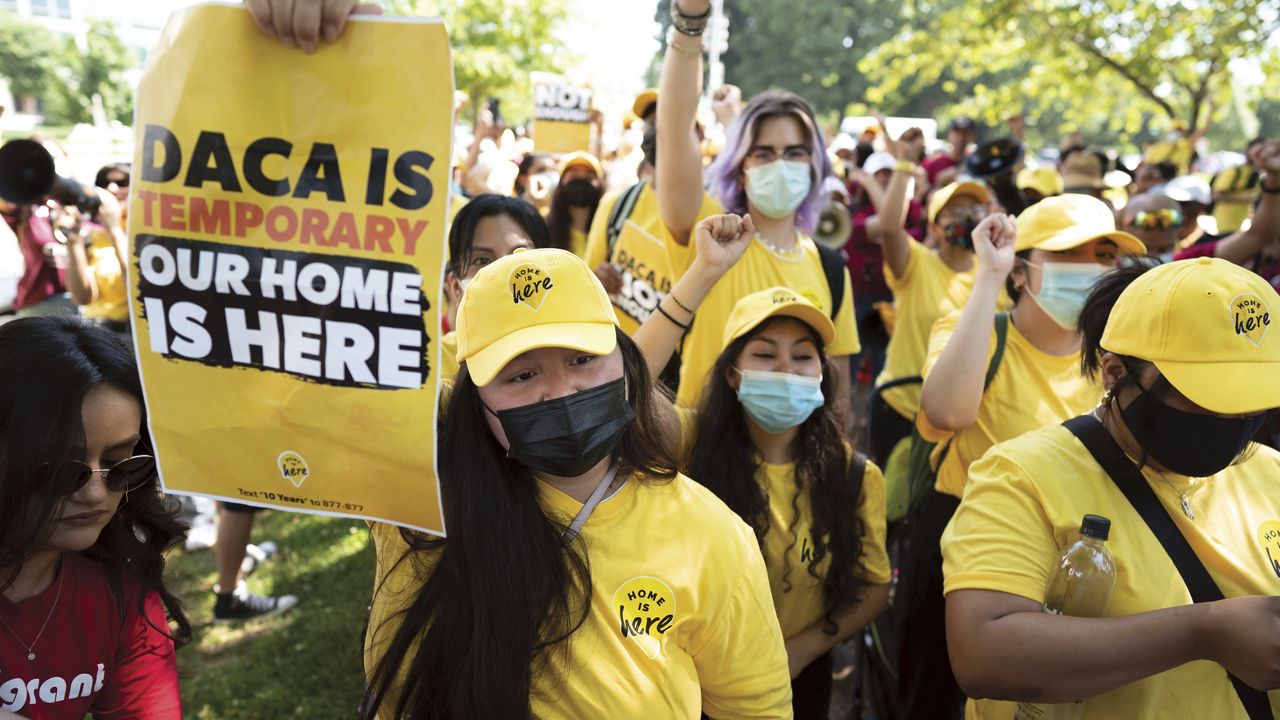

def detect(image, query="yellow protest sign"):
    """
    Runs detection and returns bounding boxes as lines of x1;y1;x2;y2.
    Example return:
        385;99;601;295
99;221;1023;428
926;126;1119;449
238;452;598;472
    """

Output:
532;71;592;153
128;4;451;535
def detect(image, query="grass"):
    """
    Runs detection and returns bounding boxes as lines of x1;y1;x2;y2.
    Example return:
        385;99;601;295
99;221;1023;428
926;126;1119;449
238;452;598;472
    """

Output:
165;512;374;719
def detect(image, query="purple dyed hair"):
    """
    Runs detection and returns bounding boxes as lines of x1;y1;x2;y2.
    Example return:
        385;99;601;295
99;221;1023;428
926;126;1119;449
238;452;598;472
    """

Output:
706;90;834;235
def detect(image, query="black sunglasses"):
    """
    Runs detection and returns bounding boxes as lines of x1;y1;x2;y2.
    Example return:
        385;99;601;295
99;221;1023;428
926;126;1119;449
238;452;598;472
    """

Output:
40;455;156;496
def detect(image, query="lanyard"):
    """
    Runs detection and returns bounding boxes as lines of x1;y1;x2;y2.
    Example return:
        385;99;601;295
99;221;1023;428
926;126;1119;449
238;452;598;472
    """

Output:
562;463;619;546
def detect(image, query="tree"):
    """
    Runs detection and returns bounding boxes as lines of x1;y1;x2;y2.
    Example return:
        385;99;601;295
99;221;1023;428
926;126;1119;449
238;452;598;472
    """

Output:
0;15;134;126
0;12;78;124
385;0;571;125
649;0;904;122
860;0;1280;148
78;19;135;125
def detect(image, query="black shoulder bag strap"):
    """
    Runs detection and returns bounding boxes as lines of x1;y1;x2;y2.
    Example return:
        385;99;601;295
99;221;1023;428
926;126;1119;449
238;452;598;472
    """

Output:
606;179;648;259
1063;414;1274;720
815;242;845;320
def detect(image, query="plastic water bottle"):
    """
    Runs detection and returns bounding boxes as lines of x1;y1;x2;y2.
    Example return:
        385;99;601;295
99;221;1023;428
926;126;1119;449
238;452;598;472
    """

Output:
1015;515;1117;720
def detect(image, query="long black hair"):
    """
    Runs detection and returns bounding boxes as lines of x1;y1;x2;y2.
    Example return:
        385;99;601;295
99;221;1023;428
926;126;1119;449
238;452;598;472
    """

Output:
0;315;191;647
446;194;550;279
362;330;677;719
686;317;869;634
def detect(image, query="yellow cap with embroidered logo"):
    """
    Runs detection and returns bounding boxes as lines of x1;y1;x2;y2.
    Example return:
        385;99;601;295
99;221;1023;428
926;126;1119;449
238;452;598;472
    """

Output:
1015;193;1145;256
723;287;836;350
1101;257;1280;414
927;181;989;224
559;150;602;178
456;248;618;387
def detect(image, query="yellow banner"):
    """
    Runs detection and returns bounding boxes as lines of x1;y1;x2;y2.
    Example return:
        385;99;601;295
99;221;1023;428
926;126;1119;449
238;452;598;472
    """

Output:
532;72;592;153
128;4;451;535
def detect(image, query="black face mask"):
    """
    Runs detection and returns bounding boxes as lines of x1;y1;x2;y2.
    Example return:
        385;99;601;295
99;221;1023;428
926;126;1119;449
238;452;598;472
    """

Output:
942;216;979;251
641;125;658;169
1119;381;1268;477
489;378;634;478
560;179;602;208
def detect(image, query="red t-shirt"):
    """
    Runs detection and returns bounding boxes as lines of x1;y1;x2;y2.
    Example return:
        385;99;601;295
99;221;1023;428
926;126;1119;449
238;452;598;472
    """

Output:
842;186;925;299
1175;241;1280;294
0;552;180;719
4;207;65;311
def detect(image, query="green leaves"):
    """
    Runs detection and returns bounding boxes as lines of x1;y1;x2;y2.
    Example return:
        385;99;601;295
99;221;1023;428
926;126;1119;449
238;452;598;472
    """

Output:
0;14;134;126
385;0;572;124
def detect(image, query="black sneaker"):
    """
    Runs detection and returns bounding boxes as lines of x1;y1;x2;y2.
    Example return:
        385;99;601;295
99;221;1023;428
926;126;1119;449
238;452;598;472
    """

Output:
212;582;298;623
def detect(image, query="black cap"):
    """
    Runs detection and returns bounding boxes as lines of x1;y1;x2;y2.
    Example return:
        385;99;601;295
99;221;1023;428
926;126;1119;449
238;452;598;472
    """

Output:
1080;514;1111;541
949;116;976;132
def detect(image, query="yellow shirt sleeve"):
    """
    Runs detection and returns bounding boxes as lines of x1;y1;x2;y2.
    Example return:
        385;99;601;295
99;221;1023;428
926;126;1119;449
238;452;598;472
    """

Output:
827;266;861;357
941;447;1060;604
883;238;923;292
691;517;793;719
858;460;893;585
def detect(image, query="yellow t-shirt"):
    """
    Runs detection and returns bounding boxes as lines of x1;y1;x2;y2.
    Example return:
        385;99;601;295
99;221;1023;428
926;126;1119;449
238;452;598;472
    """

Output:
918;311;1101;498
364;473;792;719
943;424;1280;720
438;330;458;380
584;182;722;335
569;227;588;259
1211;165;1260;235
875;241;984;421
672;235;860;407
1144;137;1196;175
80;235;129;323
760;459;892;639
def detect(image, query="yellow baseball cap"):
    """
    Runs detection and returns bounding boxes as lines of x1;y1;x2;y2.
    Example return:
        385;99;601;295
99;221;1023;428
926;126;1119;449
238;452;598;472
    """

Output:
455;248;619;387
1101;257;1280;414
632;88;658;119
1014;194;1145;255
559;150;602;177
723;287;836;350
927;181;989;224
1016;166;1065;197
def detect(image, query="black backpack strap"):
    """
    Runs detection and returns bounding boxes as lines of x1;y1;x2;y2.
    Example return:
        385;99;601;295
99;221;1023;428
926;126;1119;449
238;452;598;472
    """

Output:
985;313;1009;388
606;180;648;259
1063;414;1274;720
874;375;923;397
815;243;846;320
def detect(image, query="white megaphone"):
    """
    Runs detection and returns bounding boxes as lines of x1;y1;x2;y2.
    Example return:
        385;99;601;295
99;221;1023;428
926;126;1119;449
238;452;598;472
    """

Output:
813;201;852;250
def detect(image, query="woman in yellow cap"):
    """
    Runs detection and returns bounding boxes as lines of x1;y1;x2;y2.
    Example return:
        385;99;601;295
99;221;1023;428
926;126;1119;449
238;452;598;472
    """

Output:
944;257;1280;719
362;221;795;718
675;286;892;718
656;0;860;413
546;151;604;258
440;194;550;379
894;194;1146;719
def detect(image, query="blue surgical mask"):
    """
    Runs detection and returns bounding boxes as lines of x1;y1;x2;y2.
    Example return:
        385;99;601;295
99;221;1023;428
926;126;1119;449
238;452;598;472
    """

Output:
735;369;824;433
1028;262;1107;330
744;160;812;219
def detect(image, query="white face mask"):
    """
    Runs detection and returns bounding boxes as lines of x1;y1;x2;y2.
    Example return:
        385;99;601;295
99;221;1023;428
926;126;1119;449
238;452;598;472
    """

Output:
458;276;473;293
1027;262;1108;330
744;160;812;219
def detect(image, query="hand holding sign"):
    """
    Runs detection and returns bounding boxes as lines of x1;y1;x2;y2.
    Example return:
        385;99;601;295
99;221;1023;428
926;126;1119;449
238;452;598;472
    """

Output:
131;4;452;534
244;0;383;52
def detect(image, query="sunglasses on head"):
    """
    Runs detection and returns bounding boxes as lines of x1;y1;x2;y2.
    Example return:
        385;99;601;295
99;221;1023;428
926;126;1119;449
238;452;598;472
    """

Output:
40;455;156;496
1131;208;1184;230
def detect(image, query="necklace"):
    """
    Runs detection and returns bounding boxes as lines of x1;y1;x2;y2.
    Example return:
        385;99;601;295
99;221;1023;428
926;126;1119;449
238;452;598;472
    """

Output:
755;233;803;257
1092;406;1199;519
0;567;65;661
1159;476;1200;520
